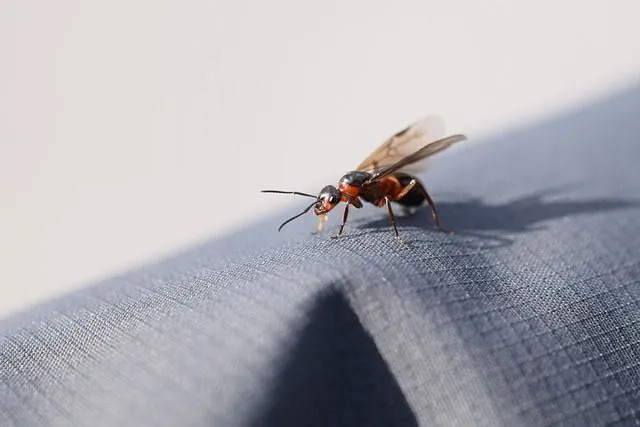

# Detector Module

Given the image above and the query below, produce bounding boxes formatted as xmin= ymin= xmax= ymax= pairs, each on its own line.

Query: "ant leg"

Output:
xmin=415 ymin=181 xmax=450 ymax=233
xmin=395 ymin=179 xmax=417 ymax=200
xmin=330 ymin=203 xmax=350 ymax=239
xmin=338 ymin=203 xmax=350 ymax=236
xmin=385 ymin=197 xmax=400 ymax=237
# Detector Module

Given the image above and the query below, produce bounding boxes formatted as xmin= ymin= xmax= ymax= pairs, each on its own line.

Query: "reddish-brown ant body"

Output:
xmin=263 ymin=116 xmax=466 ymax=237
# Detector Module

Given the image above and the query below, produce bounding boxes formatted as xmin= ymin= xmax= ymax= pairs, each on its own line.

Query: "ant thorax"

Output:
xmin=339 ymin=171 xmax=372 ymax=186
xmin=338 ymin=171 xmax=371 ymax=199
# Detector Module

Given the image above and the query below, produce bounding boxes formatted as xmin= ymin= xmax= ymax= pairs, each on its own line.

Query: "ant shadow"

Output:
xmin=343 ymin=190 xmax=640 ymax=249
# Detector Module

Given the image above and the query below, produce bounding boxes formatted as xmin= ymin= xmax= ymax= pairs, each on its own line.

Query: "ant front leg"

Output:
xmin=338 ymin=202 xmax=350 ymax=236
xmin=330 ymin=203 xmax=350 ymax=239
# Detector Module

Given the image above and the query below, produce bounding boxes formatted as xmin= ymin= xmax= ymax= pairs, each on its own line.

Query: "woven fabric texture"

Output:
xmin=1 ymin=87 xmax=640 ymax=426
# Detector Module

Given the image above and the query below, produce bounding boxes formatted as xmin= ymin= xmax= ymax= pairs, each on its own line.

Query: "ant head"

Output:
xmin=314 ymin=185 xmax=341 ymax=215
xmin=260 ymin=187 xmax=345 ymax=232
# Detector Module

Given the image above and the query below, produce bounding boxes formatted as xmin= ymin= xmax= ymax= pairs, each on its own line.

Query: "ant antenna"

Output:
xmin=278 ymin=200 xmax=317 ymax=231
xmin=261 ymin=190 xmax=317 ymax=199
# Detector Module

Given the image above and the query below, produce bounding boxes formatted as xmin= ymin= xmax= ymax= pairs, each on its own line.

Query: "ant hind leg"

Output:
xmin=415 ymin=181 xmax=451 ymax=233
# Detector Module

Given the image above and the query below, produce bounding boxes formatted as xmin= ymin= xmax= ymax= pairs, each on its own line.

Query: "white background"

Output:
xmin=1 ymin=0 xmax=639 ymax=317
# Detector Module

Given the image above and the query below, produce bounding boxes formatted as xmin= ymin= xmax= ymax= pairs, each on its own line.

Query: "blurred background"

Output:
xmin=1 ymin=0 xmax=639 ymax=317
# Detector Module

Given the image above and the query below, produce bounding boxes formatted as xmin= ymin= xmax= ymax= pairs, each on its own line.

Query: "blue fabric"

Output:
xmin=2 ymin=87 xmax=640 ymax=426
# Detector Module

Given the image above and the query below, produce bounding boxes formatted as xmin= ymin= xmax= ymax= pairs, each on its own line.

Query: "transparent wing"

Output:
xmin=357 ymin=115 xmax=445 ymax=174
xmin=370 ymin=134 xmax=467 ymax=181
